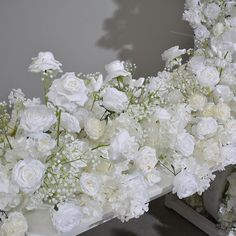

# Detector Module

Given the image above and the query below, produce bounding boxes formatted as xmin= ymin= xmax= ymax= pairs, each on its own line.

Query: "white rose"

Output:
xmin=47 ymin=72 xmax=88 ymax=112
xmin=195 ymin=117 xmax=218 ymax=138
xmin=173 ymin=171 xmax=199 ymax=199
xmin=105 ymin=60 xmax=130 ymax=82
xmin=34 ymin=133 xmax=56 ymax=156
xmin=51 ymin=202 xmax=82 ymax=233
xmin=1 ymin=212 xmax=28 ymax=236
xmin=135 ymin=146 xmax=158 ymax=173
xmin=145 ymin=170 xmax=161 ymax=186
xmin=20 ymin=105 xmax=56 ymax=134
xmin=12 ymin=160 xmax=45 ymax=193
xmin=80 ymin=173 xmax=99 ymax=196
xmin=84 ymin=117 xmax=105 ymax=140
xmin=214 ymin=103 xmax=231 ymax=121
xmin=214 ymin=85 xmax=233 ymax=102
xmin=196 ymin=66 xmax=220 ymax=88
xmin=194 ymin=25 xmax=210 ymax=41
xmin=102 ymin=88 xmax=128 ymax=113
xmin=189 ymin=93 xmax=207 ymax=111
xmin=73 ymin=107 xmax=90 ymax=128
xmin=175 ymin=132 xmax=195 ymax=157
xmin=221 ymin=145 xmax=236 ymax=166
xmin=28 ymin=51 xmax=62 ymax=73
xmin=109 ymin=129 xmax=139 ymax=160
xmin=61 ymin=112 xmax=81 ymax=133
xmin=161 ymin=46 xmax=186 ymax=65
xmin=204 ymin=3 xmax=221 ymax=20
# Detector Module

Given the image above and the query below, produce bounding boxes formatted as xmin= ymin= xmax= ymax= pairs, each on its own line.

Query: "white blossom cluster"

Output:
xmin=0 ymin=0 xmax=236 ymax=235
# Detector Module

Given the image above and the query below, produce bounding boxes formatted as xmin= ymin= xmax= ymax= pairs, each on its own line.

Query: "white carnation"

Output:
xmin=102 ymin=88 xmax=128 ymax=113
xmin=61 ymin=112 xmax=81 ymax=133
xmin=51 ymin=202 xmax=82 ymax=233
xmin=1 ymin=212 xmax=28 ymax=236
xmin=175 ymin=132 xmax=195 ymax=157
xmin=204 ymin=3 xmax=221 ymax=20
xmin=161 ymin=46 xmax=186 ymax=65
xmin=20 ymin=105 xmax=56 ymax=134
xmin=189 ymin=93 xmax=207 ymax=111
xmin=80 ymin=173 xmax=100 ymax=196
xmin=29 ymin=51 xmax=62 ymax=73
xmin=47 ymin=72 xmax=88 ymax=112
xmin=12 ymin=160 xmax=45 ymax=193
xmin=135 ymin=146 xmax=158 ymax=173
xmin=84 ymin=117 xmax=105 ymax=140
xmin=173 ymin=171 xmax=199 ymax=199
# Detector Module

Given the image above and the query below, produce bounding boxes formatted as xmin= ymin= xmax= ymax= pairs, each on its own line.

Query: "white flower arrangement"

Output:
xmin=0 ymin=0 xmax=236 ymax=235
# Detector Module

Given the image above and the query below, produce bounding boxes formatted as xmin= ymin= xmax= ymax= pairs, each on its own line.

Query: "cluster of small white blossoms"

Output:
xmin=1 ymin=0 xmax=236 ymax=235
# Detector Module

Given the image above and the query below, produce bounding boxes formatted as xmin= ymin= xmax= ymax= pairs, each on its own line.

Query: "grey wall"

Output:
xmin=0 ymin=0 xmax=193 ymax=101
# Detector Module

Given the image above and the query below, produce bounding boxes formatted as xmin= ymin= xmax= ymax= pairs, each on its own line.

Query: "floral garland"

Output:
xmin=0 ymin=0 xmax=236 ymax=235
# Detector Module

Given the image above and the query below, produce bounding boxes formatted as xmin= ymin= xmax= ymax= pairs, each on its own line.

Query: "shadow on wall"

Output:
xmin=97 ymin=0 xmax=194 ymax=77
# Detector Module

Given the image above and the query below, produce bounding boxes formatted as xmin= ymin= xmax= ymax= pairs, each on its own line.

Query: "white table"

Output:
xmin=26 ymin=171 xmax=173 ymax=236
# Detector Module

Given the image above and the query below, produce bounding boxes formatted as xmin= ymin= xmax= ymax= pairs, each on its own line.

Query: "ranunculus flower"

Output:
xmin=20 ymin=105 xmax=56 ymax=134
xmin=80 ymin=173 xmax=100 ymax=196
xmin=175 ymin=132 xmax=195 ymax=157
xmin=1 ymin=212 xmax=28 ymax=236
xmin=173 ymin=171 xmax=199 ymax=199
xmin=161 ymin=46 xmax=186 ymax=65
xmin=47 ymin=72 xmax=88 ymax=112
xmin=12 ymin=160 xmax=45 ymax=193
xmin=135 ymin=146 xmax=158 ymax=173
xmin=102 ymin=88 xmax=128 ymax=113
xmin=84 ymin=117 xmax=105 ymax=140
xmin=28 ymin=51 xmax=62 ymax=73
xmin=51 ymin=202 xmax=82 ymax=233
xmin=105 ymin=60 xmax=130 ymax=82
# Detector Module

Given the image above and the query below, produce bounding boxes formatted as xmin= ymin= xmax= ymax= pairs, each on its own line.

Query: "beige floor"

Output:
xmin=81 ymin=196 xmax=207 ymax=236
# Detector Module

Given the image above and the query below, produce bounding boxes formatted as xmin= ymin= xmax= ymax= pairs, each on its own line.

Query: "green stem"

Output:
xmin=4 ymin=131 xmax=12 ymax=150
xmin=56 ymin=109 xmax=62 ymax=147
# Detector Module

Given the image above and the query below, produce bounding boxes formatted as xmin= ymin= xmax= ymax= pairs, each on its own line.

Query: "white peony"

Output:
xmin=20 ymin=105 xmax=56 ymax=134
xmin=80 ymin=173 xmax=100 ymax=196
xmin=195 ymin=117 xmax=218 ymax=138
xmin=28 ymin=51 xmax=62 ymax=73
xmin=194 ymin=25 xmax=210 ymax=41
xmin=161 ymin=46 xmax=186 ymax=65
xmin=12 ymin=160 xmax=45 ymax=193
xmin=0 ymin=212 xmax=28 ymax=236
xmin=189 ymin=93 xmax=207 ymax=111
xmin=175 ymin=132 xmax=195 ymax=157
xmin=135 ymin=146 xmax=158 ymax=173
xmin=102 ymin=88 xmax=129 ymax=113
xmin=173 ymin=171 xmax=199 ymax=199
xmin=196 ymin=66 xmax=220 ymax=88
xmin=84 ymin=117 xmax=105 ymax=140
xmin=204 ymin=2 xmax=221 ymax=20
xmin=109 ymin=129 xmax=139 ymax=160
xmin=47 ymin=72 xmax=88 ymax=112
xmin=51 ymin=202 xmax=82 ymax=233
xmin=105 ymin=60 xmax=130 ymax=82
xmin=61 ymin=112 xmax=81 ymax=133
